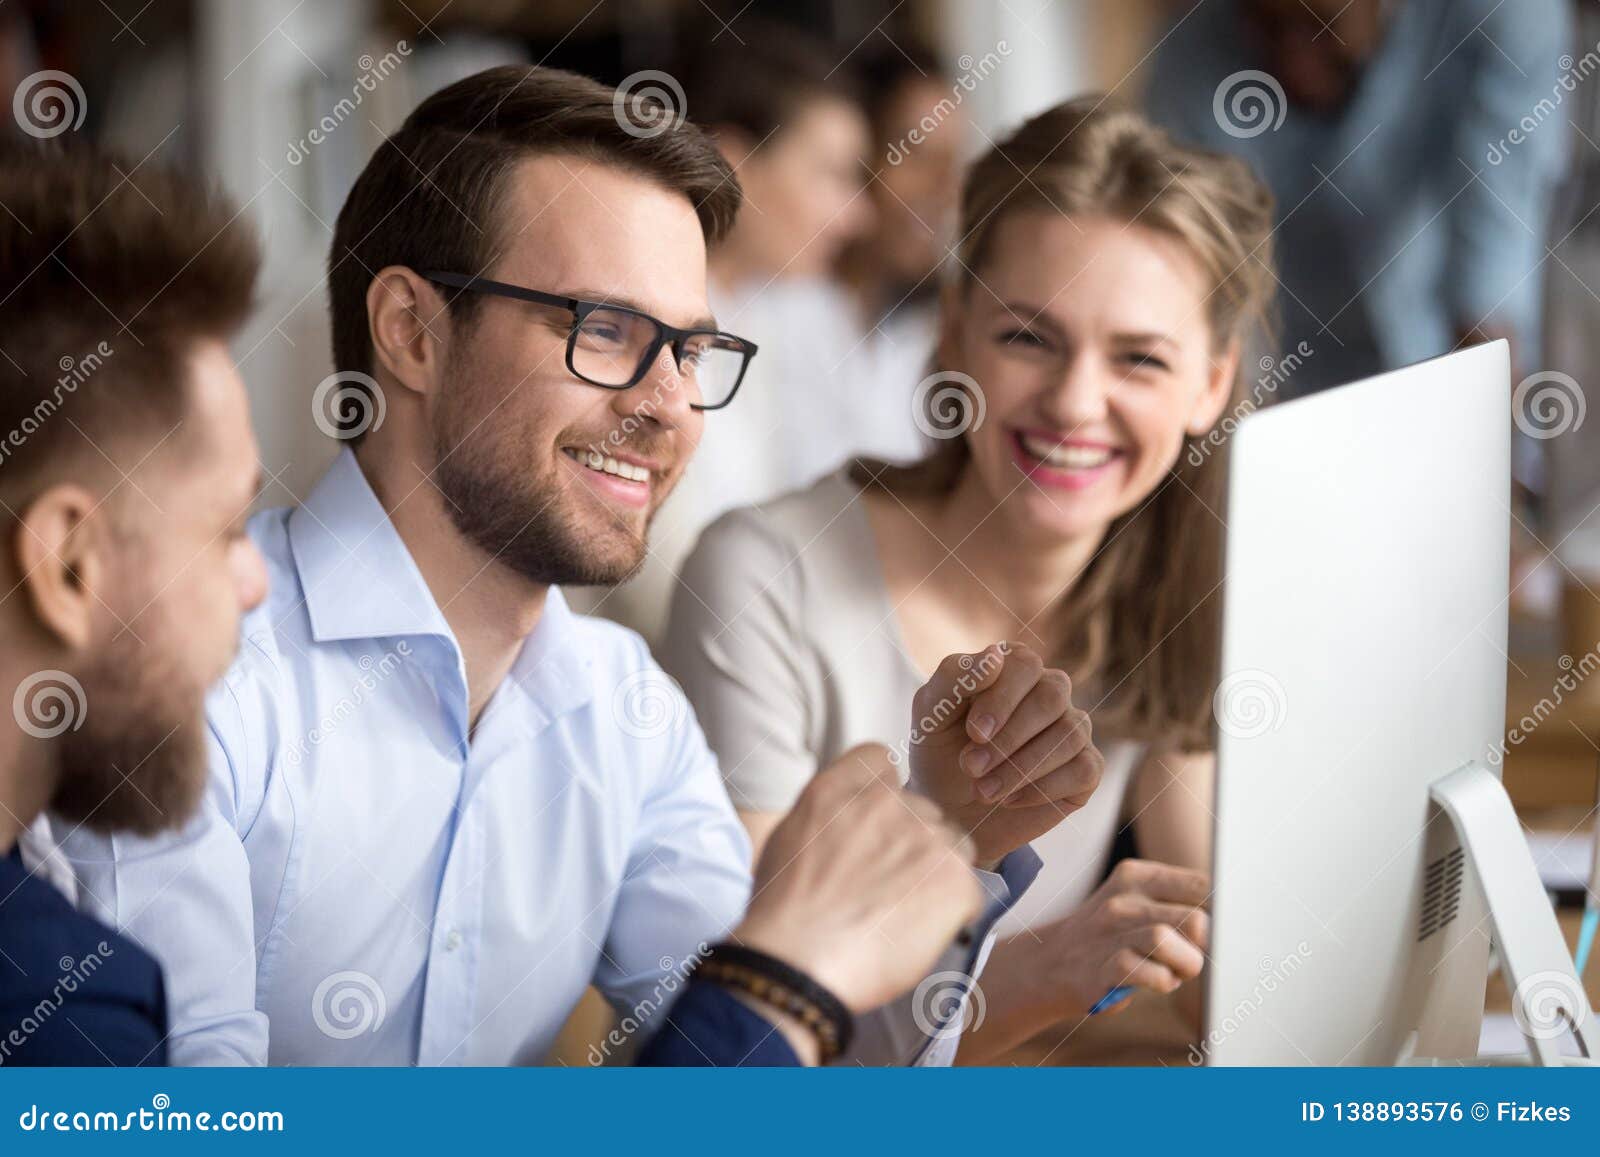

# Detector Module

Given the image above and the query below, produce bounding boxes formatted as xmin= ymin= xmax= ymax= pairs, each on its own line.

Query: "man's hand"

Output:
xmin=906 ymin=642 xmax=1104 ymax=865
xmin=730 ymin=743 xmax=982 ymax=1018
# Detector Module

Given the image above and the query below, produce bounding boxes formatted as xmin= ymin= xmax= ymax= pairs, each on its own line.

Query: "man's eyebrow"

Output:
xmin=566 ymin=287 xmax=719 ymax=332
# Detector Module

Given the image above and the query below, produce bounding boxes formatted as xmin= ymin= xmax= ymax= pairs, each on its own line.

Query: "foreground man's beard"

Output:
xmin=48 ymin=642 xmax=210 ymax=837
xmin=432 ymin=414 xmax=670 ymax=588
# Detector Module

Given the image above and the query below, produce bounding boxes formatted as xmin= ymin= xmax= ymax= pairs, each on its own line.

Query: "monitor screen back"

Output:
xmin=1205 ymin=342 xmax=1510 ymax=1066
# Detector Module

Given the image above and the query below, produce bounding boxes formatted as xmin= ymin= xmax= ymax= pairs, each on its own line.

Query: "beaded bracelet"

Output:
xmin=695 ymin=942 xmax=855 ymax=1063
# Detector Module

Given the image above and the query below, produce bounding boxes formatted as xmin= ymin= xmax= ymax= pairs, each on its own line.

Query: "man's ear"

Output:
xmin=367 ymin=266 xmax=448 ymax=401
xmin=12 ymin=483 xmax=103 ymax=650
xmin=1187 ymin=339 xmax=1241 ymax=435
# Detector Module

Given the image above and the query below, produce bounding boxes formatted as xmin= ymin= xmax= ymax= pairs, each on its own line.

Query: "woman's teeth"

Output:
xmin=567 ymin=448 xmax=650 ymax=483
xmin=1020 ymin=434 xmax=1113 ymax=469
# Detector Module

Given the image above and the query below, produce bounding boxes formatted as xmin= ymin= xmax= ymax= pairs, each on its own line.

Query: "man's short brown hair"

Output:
xmin=0 ymin=140 xmax=260 ymax=496
xmin=326 ymin=64 xmax=741 ymax=421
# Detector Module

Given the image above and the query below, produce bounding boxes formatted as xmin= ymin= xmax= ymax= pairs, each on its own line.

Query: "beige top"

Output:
xmin=662 ymin=470 xmax=1142 ymax=938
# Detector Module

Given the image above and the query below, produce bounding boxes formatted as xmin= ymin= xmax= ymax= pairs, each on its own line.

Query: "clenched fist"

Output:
xmin=732 ymin=743 xmax=983 ymax=1017
xmin=907 ymin=642 xmax=1104 ymax=865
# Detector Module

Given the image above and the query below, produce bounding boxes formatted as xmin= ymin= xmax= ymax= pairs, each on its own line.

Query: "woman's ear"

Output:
xmin=367 ymin=266 xmax=447 ymax=401
xmin=1187 ymin=338 xmax=1241 ymax=435
xmin=12 ymin=483 xmax=101 ymax=651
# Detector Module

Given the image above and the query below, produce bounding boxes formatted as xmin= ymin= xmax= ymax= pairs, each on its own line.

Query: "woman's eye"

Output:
xmin=998 ymin=328 xmax=1046 ymax=349
xmin=1121 ymin=351 xmax=1170 ymax=371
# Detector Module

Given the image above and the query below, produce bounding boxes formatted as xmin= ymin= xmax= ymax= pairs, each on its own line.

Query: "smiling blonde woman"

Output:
xmin=663 ymin=96 xmax=1277 ymax=1063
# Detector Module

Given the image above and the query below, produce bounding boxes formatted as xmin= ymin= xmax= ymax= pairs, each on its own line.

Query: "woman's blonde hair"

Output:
xmin=853 ymin=96 xmax=1277 ymax=751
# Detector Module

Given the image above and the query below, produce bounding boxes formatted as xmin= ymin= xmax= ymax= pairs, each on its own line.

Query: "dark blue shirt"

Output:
xmin=637 ymin=979 xmax=799 ymax=1066
xmin=0 ymin=845 xmax=168 ymax=1066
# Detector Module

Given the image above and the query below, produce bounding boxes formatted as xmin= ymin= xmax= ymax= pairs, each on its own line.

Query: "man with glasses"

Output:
xmin=62 ymin=66 xmax=1102 ymax=1066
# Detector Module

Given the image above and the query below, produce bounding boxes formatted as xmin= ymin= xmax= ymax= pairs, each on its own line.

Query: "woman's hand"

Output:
xmin=960 ymin=858 xmax=1210 ymax=1061
xmin=906 ymin=641 xmax=1105 ymax=865
xmin=1032 ymin=858 xmax=1210 ymax=1016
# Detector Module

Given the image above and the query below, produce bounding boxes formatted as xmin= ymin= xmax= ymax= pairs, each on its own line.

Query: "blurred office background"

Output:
xmin=0 ymin=0 xmax=1167 ymax=505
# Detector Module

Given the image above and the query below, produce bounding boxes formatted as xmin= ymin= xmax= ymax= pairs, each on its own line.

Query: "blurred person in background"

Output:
xmin=573 ymin=25 xmax=880 ymax=643
xmin=831 ymin=38 xmax=972 ymax=470
xmin=1145 ymin=0 xmax=1569 ymax=399
xmin=665 ymin=98 xmax=1278 ymax=1062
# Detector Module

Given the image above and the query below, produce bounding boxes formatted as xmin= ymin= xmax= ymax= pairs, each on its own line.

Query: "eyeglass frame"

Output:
xmin=422 ymin=271 xmax=757 ymax=411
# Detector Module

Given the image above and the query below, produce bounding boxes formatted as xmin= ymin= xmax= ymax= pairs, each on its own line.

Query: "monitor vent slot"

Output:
xmin=1417 ymin=846 xmax=1465 ymax=941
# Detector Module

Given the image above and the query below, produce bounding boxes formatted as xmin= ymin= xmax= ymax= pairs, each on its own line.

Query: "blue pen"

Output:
xmin=1574 ymin=764 xmax=1600 ymax=979
xmin=1576 ymin=766 xmax=1600 ymax=975
xmin=1089 ymin=985 xmax=1135 ymax=1015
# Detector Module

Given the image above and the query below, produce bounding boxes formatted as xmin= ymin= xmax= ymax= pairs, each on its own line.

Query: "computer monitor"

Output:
xmin=1203 ymin=341 xmax=1521 ymax=1065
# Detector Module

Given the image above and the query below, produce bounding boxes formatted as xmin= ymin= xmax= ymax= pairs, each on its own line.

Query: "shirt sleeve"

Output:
xmin=660 ymin=507 xmax=821 ymax=814
xmin=58 ymin=674 xmax=271 ymax=1066
xmin=856 ymin=845 xmax=1045 ymax=1066
xmin=1445 ymin=0 xmax=1571 ymax=339
xmin=635 ymin=980 xmax=800 ymax=1067
xmin=591 ymin=647 xmax=755 ymax=1033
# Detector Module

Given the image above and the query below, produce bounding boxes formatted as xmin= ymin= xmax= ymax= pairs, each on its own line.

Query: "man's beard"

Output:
xmin=431 ymin=406 xmax=666 ymax=588
xmin=48 ymin=634 xmax=209 ymax=838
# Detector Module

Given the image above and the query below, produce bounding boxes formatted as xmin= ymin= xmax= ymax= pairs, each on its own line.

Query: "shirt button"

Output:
xmin=444 ymin=929 xmax=463 ymax=952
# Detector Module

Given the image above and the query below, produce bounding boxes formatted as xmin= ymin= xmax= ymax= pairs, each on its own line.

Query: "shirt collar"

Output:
xmin=287 ymin=448 xmax=595 ymax=725
xmin=287 ymin=448 xmax=456 ymax=645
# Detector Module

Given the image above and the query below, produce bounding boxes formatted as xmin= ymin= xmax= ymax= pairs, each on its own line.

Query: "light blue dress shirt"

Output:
xmin=61 ymin=448 xmax=754 ymax=1065
xmin=1146 ymin=0 xmax=1569 ymax=396
xmin=60 ymin=449 xmax=1034 ymax=1066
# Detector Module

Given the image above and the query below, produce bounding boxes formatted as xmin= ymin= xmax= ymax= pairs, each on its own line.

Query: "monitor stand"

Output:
xmin=1404 ymin=761 xmax=1596 ymax=1066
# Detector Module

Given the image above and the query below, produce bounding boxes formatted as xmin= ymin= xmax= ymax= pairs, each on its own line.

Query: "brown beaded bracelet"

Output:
xmin=695 ymin=942 xmax=854 ymax=1062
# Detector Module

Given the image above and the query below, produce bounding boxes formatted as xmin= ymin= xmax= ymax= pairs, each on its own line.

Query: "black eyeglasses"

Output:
xmin=423 ymin=271 xmax=757 ymax=411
